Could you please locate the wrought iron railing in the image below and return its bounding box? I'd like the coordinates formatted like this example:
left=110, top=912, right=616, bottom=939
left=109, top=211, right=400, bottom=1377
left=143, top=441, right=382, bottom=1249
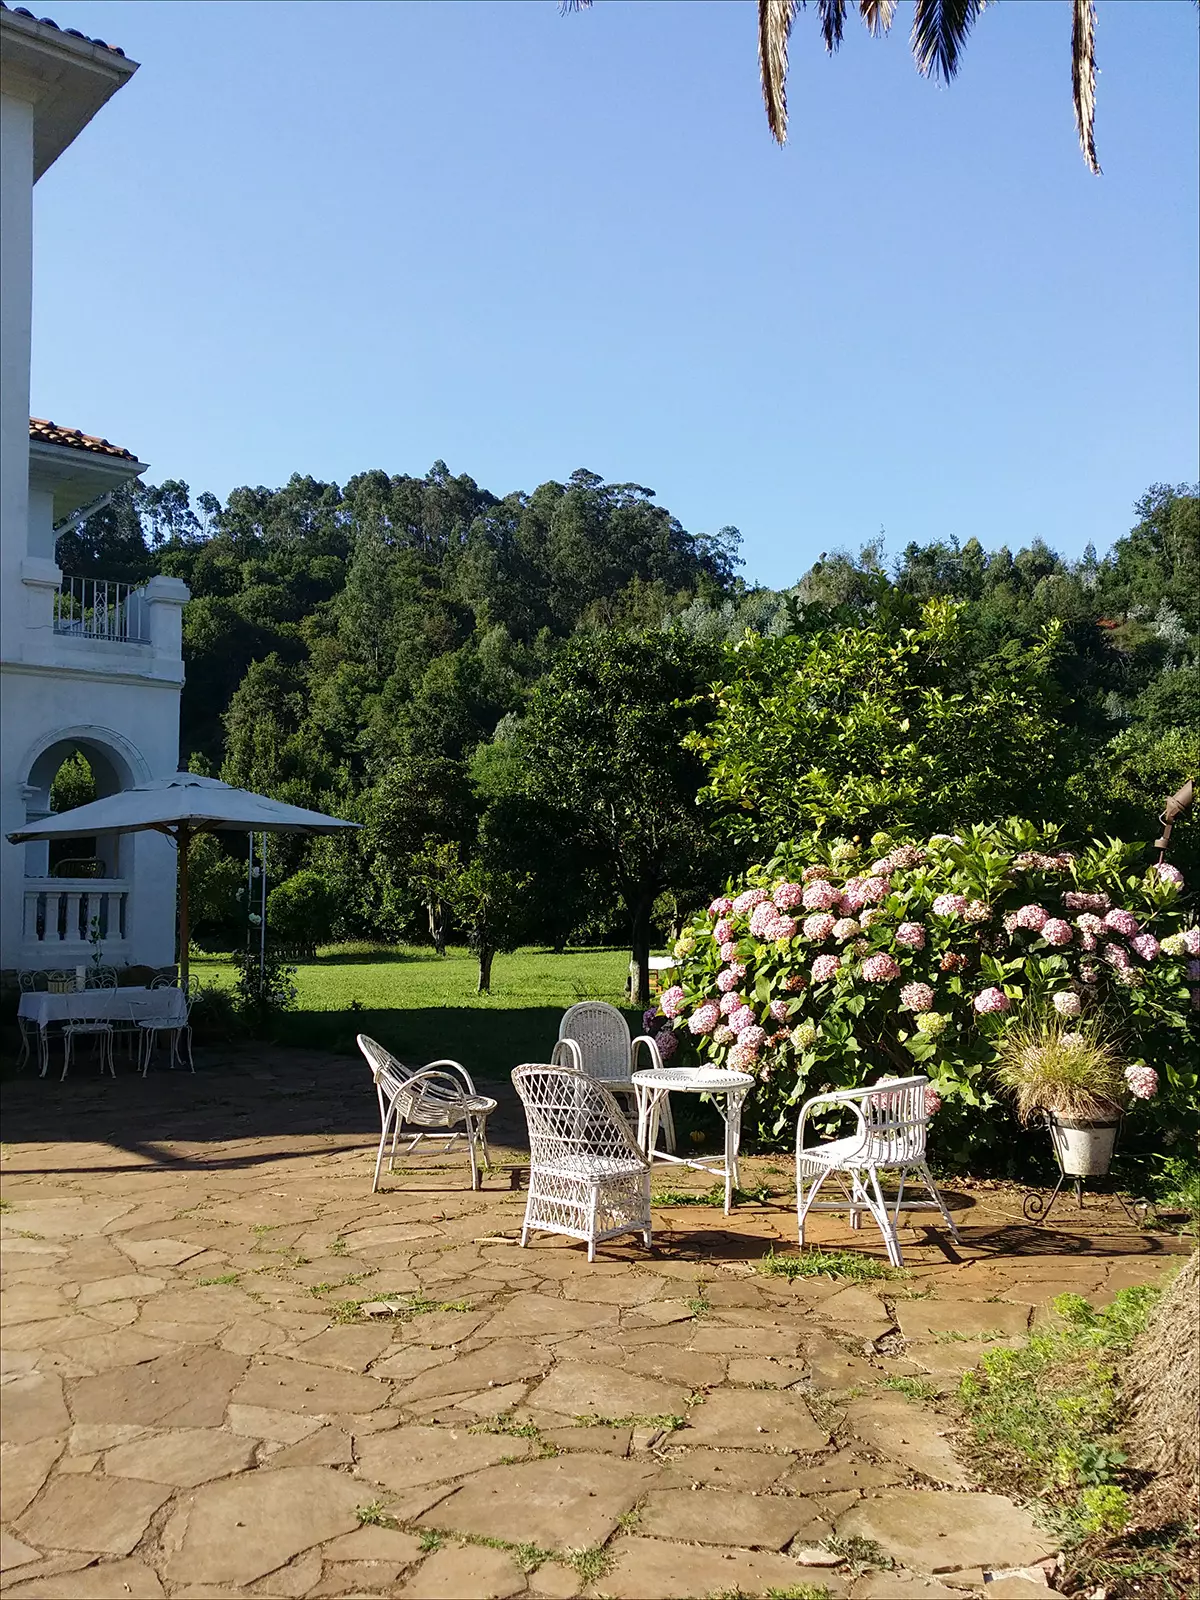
left=53, top=578, right=149, bottom=642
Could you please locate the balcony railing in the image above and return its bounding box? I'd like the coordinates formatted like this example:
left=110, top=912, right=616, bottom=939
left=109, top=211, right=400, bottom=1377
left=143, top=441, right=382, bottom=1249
left=53, top=578, right=149, bottom=643
left=22, top=878, right=130, bottom=948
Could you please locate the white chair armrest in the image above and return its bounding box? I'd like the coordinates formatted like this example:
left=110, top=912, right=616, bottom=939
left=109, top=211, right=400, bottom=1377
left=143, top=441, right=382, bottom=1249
left=551, top=1038, right=583, bottom=1071
left=796, top=1088, right=868, bottom=1155
left=424, top=1058, right=478, bottom=1096
left=630, top=1034, right=664, bottom=1071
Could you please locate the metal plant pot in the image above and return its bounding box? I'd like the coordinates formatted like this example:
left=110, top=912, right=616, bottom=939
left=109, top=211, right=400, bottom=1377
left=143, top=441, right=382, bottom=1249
left=1047, top=1113, right=1120, bottom=1177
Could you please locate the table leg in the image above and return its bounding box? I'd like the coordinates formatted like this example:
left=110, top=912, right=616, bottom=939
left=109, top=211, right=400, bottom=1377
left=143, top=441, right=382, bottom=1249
left=635, top=1086, right=651, bottom=1157
left=723, top=1090, right=747, bottom=1215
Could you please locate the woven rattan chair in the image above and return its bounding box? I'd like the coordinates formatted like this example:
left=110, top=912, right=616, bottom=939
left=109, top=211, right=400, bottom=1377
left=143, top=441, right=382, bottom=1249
left=553, top=1001, right=676, bottom=1153
left=511, top=1064, right=652, bottom=1262
left=357, top=1034, right=496, bottom=1192
left=795, top=1074, right=958, bottom=1268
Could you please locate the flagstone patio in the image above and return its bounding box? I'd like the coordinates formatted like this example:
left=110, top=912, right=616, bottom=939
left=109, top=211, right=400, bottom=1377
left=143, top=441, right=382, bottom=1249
left=0, top=1046, right=1188, bottom=1599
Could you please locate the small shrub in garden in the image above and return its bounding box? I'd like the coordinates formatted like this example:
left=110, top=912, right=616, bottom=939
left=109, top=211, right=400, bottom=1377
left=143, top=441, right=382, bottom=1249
left=648, top=821, right=1196, bottom=1164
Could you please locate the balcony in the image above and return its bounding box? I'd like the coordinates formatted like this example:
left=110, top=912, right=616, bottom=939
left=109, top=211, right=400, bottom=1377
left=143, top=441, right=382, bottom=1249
left=52, top=577, right=151, bottom=644
left=21, top=877, right=132, bottom=963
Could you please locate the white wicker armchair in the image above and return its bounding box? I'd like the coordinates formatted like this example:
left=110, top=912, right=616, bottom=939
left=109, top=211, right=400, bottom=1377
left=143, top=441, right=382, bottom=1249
left=795, top=1074, right=958, bottom=1268
left=357, top=1034, right=496, bottom=1193
left=552, top=1001, right=676, bottom=1153
left=512, top=1064, right=652, bottom=1261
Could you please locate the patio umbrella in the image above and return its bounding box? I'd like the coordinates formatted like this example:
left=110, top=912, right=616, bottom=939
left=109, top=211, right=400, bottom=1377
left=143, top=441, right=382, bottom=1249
left=7, top=772, right=359, bottom=985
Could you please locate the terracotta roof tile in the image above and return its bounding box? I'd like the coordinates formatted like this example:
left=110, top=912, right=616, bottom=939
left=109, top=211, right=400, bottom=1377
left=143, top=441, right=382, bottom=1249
left=0, top=2, right=126, bottom=56
left=30, top=417, right=139, bottom=462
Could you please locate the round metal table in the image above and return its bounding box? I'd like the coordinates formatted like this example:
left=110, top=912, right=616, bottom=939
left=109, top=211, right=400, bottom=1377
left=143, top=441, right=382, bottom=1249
left=631, top=1066, right=754, bottom=1215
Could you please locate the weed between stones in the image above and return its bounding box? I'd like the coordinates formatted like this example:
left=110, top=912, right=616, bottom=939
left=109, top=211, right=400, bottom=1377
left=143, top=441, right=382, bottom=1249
left=756, top=1247, right=901, bottom=1283
left=572, top=1412, right=687, bottom=1431
left=822, top=1534, right=894, bottom=1574
left=355, top=1501, right=398, bottom=1528
left=197, top=1273, right=240, bottom=1287
left=880, top=1375, right=939, bottom=1401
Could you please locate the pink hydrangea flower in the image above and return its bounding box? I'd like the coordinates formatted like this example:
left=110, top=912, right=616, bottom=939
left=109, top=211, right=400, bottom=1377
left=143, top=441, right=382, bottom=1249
left=728, top=1004, right=756, bottom=1034
left=973, top=987, right=1010, bottom=1014
left=728, top=1041, right=759, bottom=1071
left=1186, top=928, right=1200, bottom=956
left=713, top=917, right=735, bottom=944
left=802, top=880, right=839, bottom=911
left=1015, top=904, right=1049, bottom=931
left=1104, top=908, right=1140, bottom=938
left=933, top=894, right=969, bottom=918
left=1080, top=964, right=1100, bottom=984
left=1053, top=991, right=1082, bottom=1017
left=896, top=922, right=926, bottom=950
left=769, top=999, right=791, bottom=1023
left=1078, top=930, right=1097, bottom=952
left=802, top=864, right=833, bottom=882
left=803, top=913, right=836, bottom=941
left=1124, top=1064, right=1158, bottom=1100
left=1076, top=913, right=1105, bottom=937
left=749, top=901, right=777, bottom=937
left=859, top=907, right=884, bottom=928
left=687, top=1002, right=721, bottom=1036
left=862, top=953, right=901, bottom=983
left=660, top=985, right=685, bottom=1018
left=655, top=1029, right=678, bottom=1060
left=870, top=857, right=892, bottom=876
left=733, top=888, right=769, bottom=916
left=1101, top=942, right=1130, bottom=970
left=708, top=896, right=734, bottom=917
left=832, top=917, right=861, bottom=942
left=900, top=981, right=936, bottom=1012
left=1064, top=891, right=1111, bottom=912
left=716, top=968, right=742, bottom=993
left=844, top=876, right=889, bottom=908
left=737, top=1024, right=767, bottom=1050
left=924, top=1087, right=942, bottom=1116
left=1040, top=918, right=1073, bottom=947
left=891, top=844, right=927, bottom=869
left=1002, top=913, right=1019, bottom=934
left=767, top=915, right=798, bottom=942
left=783, top=972, right=808, bottom=993
left=719, top=991, right=743, bottom=1016
left=719, top=941, right=739, bottom=962
left=1131, top=934, right=1160, bottom=961
left=713, top=1024, right=736, bottom=1047
left=811, top=955, right=840, bottom=984
left=773, top=882, right=805, bottom=911
left=964, top=900, right=991, bottom=923
left=1150, top=863, right=1184, bottom=888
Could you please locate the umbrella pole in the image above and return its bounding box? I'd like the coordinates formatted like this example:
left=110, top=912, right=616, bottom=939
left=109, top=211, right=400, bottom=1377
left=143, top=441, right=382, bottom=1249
left=178, top=822, right=191, bottom=989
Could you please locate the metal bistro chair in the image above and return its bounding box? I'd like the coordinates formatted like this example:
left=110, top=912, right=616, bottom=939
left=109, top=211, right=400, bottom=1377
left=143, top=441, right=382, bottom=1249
left=138, top=977, right=195, bottom=1075
left=61, top=1017, right=115, bottom=1081
left=512, top=1064, right=653, bottom=1262
left=553, top=1001, right=676, bottom=1153
left=357, top=1034, right=496, bottom=1193
left=795, top=1074, right=958, bottom=1269
left=16, top=970, right=49, bottom=1070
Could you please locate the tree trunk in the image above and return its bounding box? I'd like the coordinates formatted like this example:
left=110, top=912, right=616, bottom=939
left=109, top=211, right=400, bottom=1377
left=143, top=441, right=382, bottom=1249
left=428, top=900, right=446, bottom=957
left=630, top=893, right=653, bottom=1007
left=476, top=944, right=495, bottom=994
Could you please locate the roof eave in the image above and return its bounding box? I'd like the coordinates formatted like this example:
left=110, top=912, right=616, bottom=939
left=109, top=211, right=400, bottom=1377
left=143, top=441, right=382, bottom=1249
left=29, top=438, right=147, bottom=524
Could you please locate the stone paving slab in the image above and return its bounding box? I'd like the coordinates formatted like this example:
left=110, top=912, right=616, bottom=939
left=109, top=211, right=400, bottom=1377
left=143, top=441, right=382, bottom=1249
left=0, top=1046, right=1185, bottom=1600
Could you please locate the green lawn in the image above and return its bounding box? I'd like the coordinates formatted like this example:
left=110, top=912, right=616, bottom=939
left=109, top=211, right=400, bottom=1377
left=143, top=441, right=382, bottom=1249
left=191, top=944, right=647, bottom=1082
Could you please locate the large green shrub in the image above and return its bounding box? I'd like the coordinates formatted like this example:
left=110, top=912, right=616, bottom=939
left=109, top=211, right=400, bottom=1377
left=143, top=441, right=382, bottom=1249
left=266, top=868, right=338, bottom=949
left=654, top=821, right=1197, bottom=1166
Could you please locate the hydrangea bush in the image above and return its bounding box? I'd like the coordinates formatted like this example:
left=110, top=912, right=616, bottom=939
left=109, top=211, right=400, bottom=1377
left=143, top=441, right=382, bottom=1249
left=652, top=821, right=1197, bottom=1165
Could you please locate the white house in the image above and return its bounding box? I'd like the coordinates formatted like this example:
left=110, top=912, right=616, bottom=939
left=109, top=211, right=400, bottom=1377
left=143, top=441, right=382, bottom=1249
left=1, top=4, right=188, bottom=976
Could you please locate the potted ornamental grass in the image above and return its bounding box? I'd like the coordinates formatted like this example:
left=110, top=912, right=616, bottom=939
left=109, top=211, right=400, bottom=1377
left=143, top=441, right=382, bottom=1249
left=993, top=1017, right=1157, bottom=1176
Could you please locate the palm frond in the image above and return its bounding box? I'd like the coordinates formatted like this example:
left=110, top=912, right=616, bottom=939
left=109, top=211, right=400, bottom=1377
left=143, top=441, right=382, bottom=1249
left=859, top=0, right=897, bottom=38
left=819, top=0, right=848, bottom=53
left=759, top=0, right=800, bottom=145
left=1072, top=0, right=1101, bottom=175
left=559, top=0, right=592, bottom=12
left=911, top=0, right=982, bottom=82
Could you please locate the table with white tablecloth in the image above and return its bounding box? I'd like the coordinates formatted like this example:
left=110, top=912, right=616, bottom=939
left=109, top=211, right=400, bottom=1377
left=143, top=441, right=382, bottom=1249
left=18, top=987, right=186, bottom=1074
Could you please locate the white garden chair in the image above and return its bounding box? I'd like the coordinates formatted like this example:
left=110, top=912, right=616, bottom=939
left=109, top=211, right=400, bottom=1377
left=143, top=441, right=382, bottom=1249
left=138, top=978, right=195, bottom=1075
left=61, top=1019, right=115, bottom=1080
left=795, top=1074, right=958, bottom=1268
left=16, top=970, right=48, bottom=1070
left=553, top=1001, right=676, bottom=1153
left=511, top=1064, right=652, bottom=1262
left=357, top=1034, right=496, bottom=1193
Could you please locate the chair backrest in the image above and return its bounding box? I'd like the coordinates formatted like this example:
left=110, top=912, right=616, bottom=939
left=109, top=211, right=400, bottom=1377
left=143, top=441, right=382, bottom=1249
left=150, top=975, right=179, bottom=989
left=52, top=857, right=107, bottom=879
left=86, top=967, right=118, bottom=990
left=863, top=1075, right=930, bottom=1164
left=557, top=1002, right=632, bottom=1085
left=512, top=1064, right=647, bottom=1173
left=18, top=970, right=47, bottom=993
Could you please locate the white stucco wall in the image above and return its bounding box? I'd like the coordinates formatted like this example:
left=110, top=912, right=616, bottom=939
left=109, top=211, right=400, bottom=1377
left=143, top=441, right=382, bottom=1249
left=0, top=91, right=34, bottom=659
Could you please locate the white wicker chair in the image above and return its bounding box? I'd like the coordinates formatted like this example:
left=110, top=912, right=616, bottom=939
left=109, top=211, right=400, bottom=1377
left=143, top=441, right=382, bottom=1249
left=512, top=1064, right=652, bottom=1262
left=553, top=1001, right=676, bottom=1153
left=795, top=1074, right=958, bottom=1268
left=357, top=1034, right=496, bottom=1193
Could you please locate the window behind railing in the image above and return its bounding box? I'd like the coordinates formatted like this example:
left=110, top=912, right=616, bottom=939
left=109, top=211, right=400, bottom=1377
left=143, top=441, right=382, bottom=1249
left=53, top=578, right=149, bottom=643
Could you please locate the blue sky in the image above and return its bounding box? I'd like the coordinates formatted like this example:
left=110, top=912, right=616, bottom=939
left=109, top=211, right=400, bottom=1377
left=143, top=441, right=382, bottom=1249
left=30, top=0, right=1199, bottom=589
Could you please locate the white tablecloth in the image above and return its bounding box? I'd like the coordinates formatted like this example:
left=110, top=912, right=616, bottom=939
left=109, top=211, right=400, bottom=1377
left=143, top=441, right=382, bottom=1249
left=18, top=987, right=186, bottom=1030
